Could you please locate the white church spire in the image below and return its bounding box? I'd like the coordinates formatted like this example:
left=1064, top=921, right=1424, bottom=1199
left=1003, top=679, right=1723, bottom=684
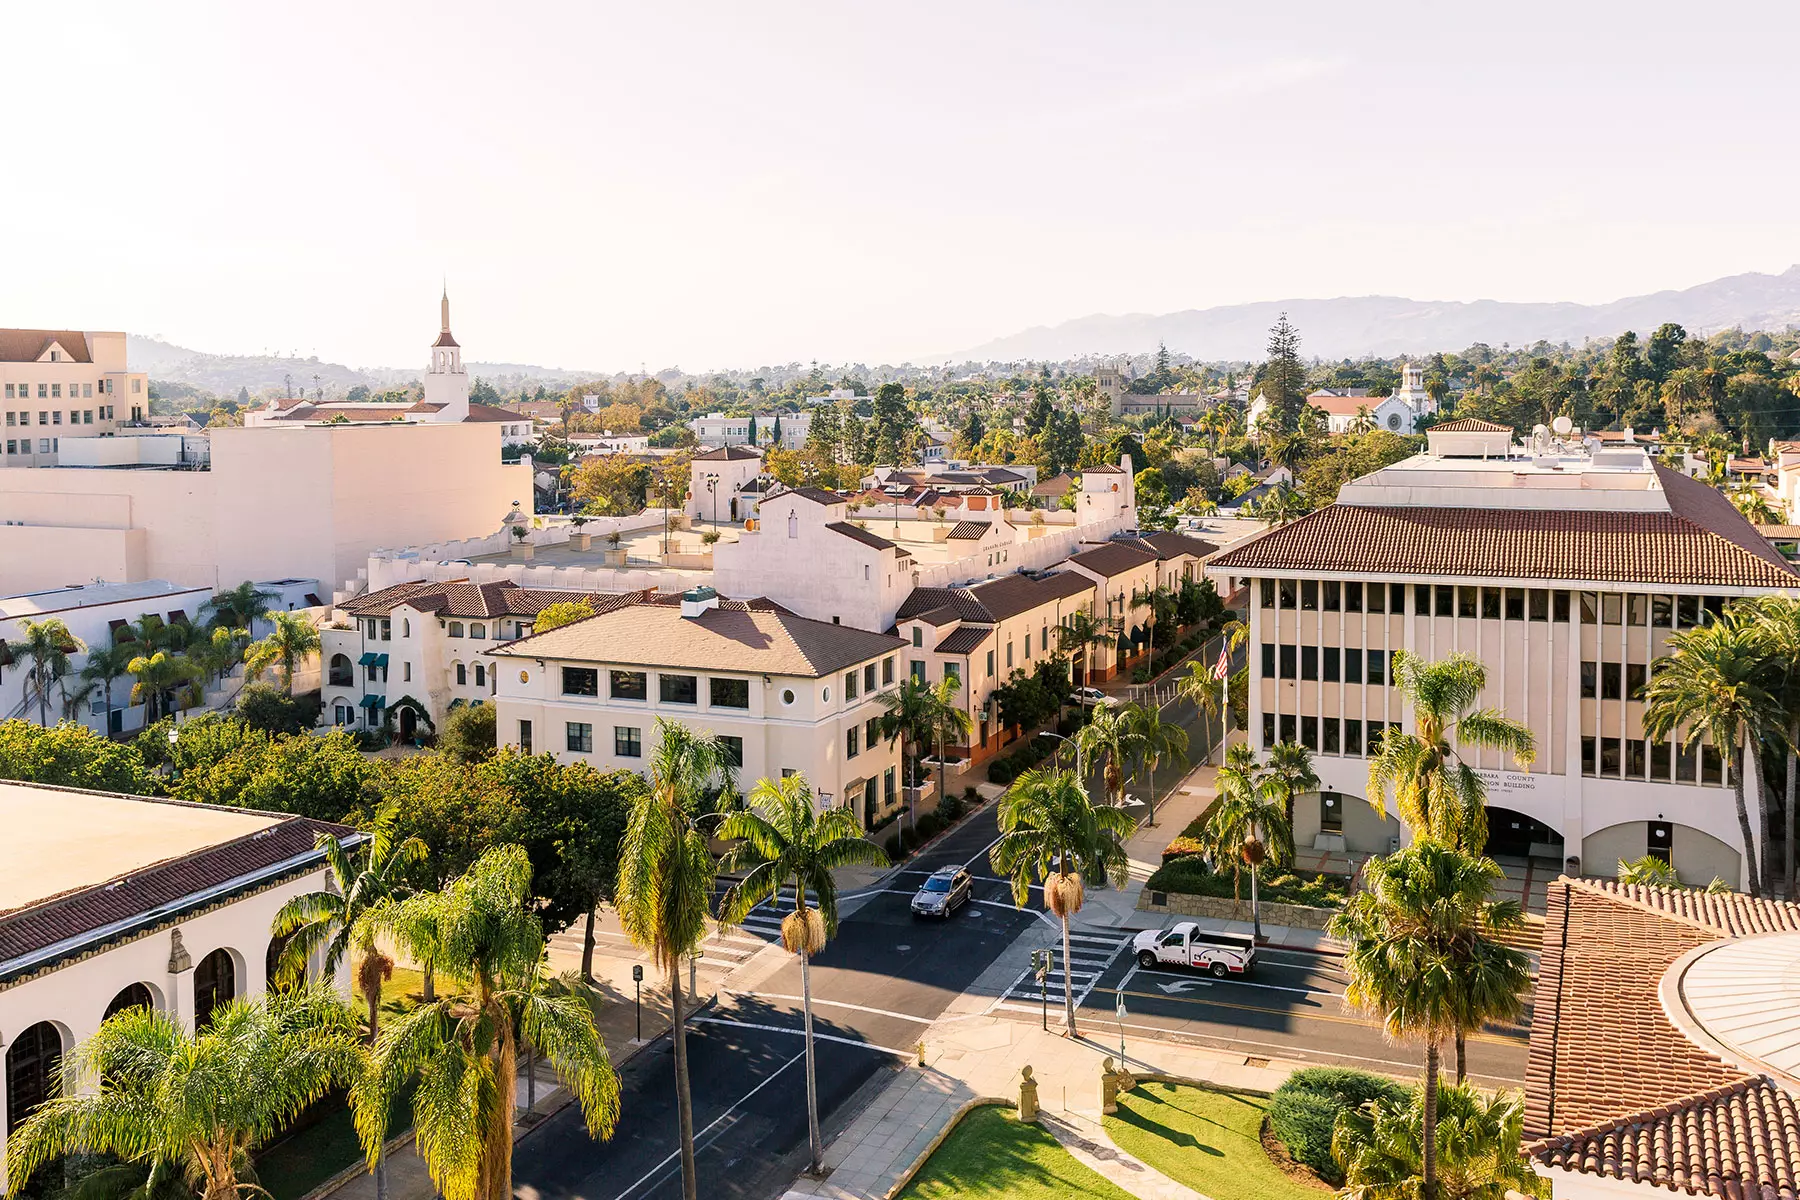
left=423, top=285, right=469, bottom=422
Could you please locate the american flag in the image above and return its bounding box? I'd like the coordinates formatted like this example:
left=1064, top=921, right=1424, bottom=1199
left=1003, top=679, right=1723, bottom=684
left=1211, top=644, right=1230, bottom=680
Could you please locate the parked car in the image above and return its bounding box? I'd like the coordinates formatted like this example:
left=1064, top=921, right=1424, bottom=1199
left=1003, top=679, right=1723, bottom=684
left=911, top=866, right=973, bottom=918
left=1069, top=687, right=1119, bottom=708
left=1132, top=922, right=1256, bottom=978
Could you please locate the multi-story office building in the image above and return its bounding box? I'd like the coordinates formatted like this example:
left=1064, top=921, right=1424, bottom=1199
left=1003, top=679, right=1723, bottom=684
left=488, top=587, right=907, bottom=827
left=1206, top=418, right=1799, bottom=888
left=0, top=329, right=146, bottom=466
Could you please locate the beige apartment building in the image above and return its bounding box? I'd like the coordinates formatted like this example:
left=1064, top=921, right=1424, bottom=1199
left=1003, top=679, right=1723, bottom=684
left=1206, top=419, right=1800, bottom=889
left=0, top=329, right=147, bottom=466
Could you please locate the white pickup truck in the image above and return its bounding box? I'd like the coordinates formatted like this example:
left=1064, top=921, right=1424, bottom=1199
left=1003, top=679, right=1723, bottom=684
left=1132, top=922, right=1256, bottom=978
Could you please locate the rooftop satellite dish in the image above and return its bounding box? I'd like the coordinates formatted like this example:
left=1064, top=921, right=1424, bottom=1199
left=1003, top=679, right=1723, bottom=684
left=1552, top=415, right=1574, bottom=437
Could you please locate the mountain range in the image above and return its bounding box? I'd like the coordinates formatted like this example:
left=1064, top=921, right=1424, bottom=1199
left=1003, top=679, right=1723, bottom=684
left=935, top=265, right=1800, bottom=364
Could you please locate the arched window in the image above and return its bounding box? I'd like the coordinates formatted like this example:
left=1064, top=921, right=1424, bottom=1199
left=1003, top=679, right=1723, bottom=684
left=266, top=933, right=296, bottom=992
left=328, top=653, right=353, bottom=687
left=455, top=663, right=467, bottom=686
left=103, top=983, right=156, bottom=1021
left=448, top=622, right=464, bottom=638
left=402, top=618, right=411, bottom=638
left=470, top=623, right=486, bottom=640
left=787, top=511, right=798, bottom=539
left=474, top=664, right=486, bottom=687
left=6, top=1022, right=62, bottom=1134
left=194, top=949, right=236, bottom=1031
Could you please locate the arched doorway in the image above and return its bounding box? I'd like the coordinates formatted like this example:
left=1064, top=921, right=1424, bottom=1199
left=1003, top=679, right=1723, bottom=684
left=398, top=707, right=417, bottom=740
left=194, top=948, right=237, bottom=1030
left=1483, top=807, right=1563, bottom=860
left=6, top=1022, right=62, bottom=1134
left=267, top=932, right=296, bottom=992
left=103, top=983, right=157, bottom=1021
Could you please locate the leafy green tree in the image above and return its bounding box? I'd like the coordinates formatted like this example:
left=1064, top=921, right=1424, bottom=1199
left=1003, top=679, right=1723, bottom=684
left=80, top=641, right=137, bottom=735
left=719, top=775, right=887, bottom=1175
left=1646, top=322, right=1689, bottom=384
left=202, top=581, right=278, bottom=632
left=244, top=610, right=322, bottom=692
left=165, top=721, right=379, bottom=821
left=1057, top=610, right=1113, bottom=689
left=1745, top=595, right=1800, bottom=898
left=1332, top=1080, right=1535, bottom=1200
left=532, top=600, right=596, bottom=633
left=0, top=719, right=155, bottom=792
left=1368, top=652, right=1536, bottom=852
left=990, top=767, right=1135, bottom=1035
left=1202, top=744, right=1294, bottom=938
left=235, top=681, right=324, bottom=735
left=614, top=719, right=732, bottom=1200
left=1643, top=611, right=1783, bottom=897
left=355, top=846, right=621, bottom=1200
left=8, top=617, right=85, bottom=726
left=126, top=649, right=199, bottom=723
left=440, top=703, right=497, bottom=763
left=1257, top=313, right=1309, bottom=433
left=5, top=988, right=364, bottom=1200
left=1330, top=845, right=1523, bottom=1198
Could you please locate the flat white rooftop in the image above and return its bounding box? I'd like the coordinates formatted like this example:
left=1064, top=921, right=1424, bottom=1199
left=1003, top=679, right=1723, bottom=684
left=0, top=579, right=212, bottom=619
left=0, top=783, right=281, bottom=916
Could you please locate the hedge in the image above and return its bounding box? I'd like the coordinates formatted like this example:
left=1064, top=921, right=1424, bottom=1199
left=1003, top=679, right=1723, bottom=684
left=1143, top=858, right=1350, bottom=908
left=1160, top=836, right=1208, bottom=864
left=1268, top=1067, right=1409, bottom=1184
left=986, top=734, right=1057, bottom=784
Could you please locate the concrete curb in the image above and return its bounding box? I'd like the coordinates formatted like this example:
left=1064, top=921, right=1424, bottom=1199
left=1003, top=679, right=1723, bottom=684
left=875, top=1096, right=1013, bottom=1200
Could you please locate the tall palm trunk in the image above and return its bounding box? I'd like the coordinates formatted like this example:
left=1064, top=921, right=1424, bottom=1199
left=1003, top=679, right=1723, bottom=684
left=360, top=950, right=391, bottom=1200
left=1059, top=852, right=1077, bottom=1037
left=1787, top=723, right=1797, bottom=900
left=1748, top=747, right=1772, bottom=898
left=800, top=937, right=823, bottom=1174
left=582, top=910, right=598, bottom=982
left=1454, top=1033, right=1467, bottom=1085
left=670, top=965, right=698, bottom=1200
left=1732, top=745, right=1764, bottom=897
left=1249, top=861, right=1262, bottom=943
left=1422, top=1041, right=1441, bottom=1200
left=486, top=1006, right=517, bottom=1200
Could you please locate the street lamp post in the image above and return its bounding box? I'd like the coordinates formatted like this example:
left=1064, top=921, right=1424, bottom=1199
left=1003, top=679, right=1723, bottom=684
left=631, top=963, right=643, bottom=1043
left=705, top=472, right=719, bottom=527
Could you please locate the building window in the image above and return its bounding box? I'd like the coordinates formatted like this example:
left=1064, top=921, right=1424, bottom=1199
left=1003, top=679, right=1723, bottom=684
left=1601, top=662, right=1622, bottom=701
left=562, top=666, right=599, bottom=696
left=1677, top=595, right=1701, bottom=626
left=910, top=660, right=926, bottom=682
left=194, top=949, right=236, bottom=1031
left=1262, top=713, right=1276, bottom=747
left=710, top=677, right=750, bottom=708
left=456, top=662, right=468, bottom=686
left=1600, top=737, right=1621, bottom=776
left=846, top=727, right=860, bottom=758
left=611, top=670, right=647, bottom=700
left=1625, top=739, right=1647, bottom=778
left=1279, top=713, right=1297, bottom=744
left=883, top=656, right=895, bottom=685
left=1300, top=580, right=1318, bottom=611
left=1652, top=595, right=1673, bottom=628
left=1647, top=820, right=1674, bottom=865
left=519, top=720, right=533, bottom=752
left=1261, top=643, right=1275, bottom=678
left=6, top=1022, right=62, bottom=1135
left=1343, top=647, right=1362, bottom=684
left=1321, top=793, right=1343, bottom=832
left=380, top=619, right=391, bottom=640
left=1627, top=595, right=1648, bottom=627
left=447, top=621, right=464, bottom=638
left=1602, top=593, right=1623, bottom=624
left=864, top=663, right=877, bottom=692
left=1701, top=743, right=1723, bottom=785
left=1323, top=581, right=1340, bottom=611
left=1649, top=741, right=1672, bottom=781
left=1554, top=590, right=1571, bottom=622
left=1582, top=736, right=1597, bottom=775
left=866, top=716, right=881, bottom=751
left=1260, top=579, right=1275, bottom=608
left=1322, top=718, right=1340, bottom=754
left=328, top=653, right=353, bottom=687
left=1300, top=645, right=1318, bottom=681
left=912, top=627, right=923, bottom=646
left=614, top=726, right=642, bottom=757
left=1279, top=644, right=1296, bottom=679
left=1300, top=715, right=1318, bottom=750
left=1344, top=719, right=1363, bottom=756
left=1626, top=662, right=1646, bottom=699
left=474, top=663, right=486, bottom=687
left=718, top=736, right=743, bottom=767
left=1580, top=661, right=1597, bottom=698
left=1278, top=580, right=1297, bottom=609
left=403, top=662, right=412, bottom=682
left=985, top=650, right=995, bottom=677
left=566, top=722, right=594, bottom=753
left=1366, top=649, right=1387, bottom=686
left=943, top=663, right=960, bottom=687
left=1528, top=589, right=1549, bottom=621
left=1505, top=588, right=1525, bottom=621
left=1322, top=647, right=1340, bottom=683
left=1345, top=581, right=1364, bottom=613
left=659, top=674, right=698, bottom=704
left=470, top=622, right=487, bottom=639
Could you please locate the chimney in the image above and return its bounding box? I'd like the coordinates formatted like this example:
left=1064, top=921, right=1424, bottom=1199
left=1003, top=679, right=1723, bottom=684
left=680, top=586, right=720, bottom=619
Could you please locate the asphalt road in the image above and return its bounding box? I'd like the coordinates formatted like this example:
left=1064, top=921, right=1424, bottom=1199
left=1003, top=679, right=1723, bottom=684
left=516, top=803, right=1030, bottom=1200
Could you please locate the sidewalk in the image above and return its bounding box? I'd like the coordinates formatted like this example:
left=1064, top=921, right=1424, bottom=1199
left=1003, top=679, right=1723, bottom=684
left=780, top=1007, right=1300, bottom=1200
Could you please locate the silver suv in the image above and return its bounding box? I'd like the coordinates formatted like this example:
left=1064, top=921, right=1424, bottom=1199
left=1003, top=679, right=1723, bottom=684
left=911, top=867, right=972, bottom=918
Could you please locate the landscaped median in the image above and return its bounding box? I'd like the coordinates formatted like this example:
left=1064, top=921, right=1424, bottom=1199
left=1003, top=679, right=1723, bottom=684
left=894, top=1103, right=1138, bottom=1200
left=1138, top=820, right=1351, bottom=930
left=1107, top=1082, right=1331, bottom=1200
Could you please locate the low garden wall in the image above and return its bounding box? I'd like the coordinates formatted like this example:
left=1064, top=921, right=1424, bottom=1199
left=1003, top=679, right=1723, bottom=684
left=1136, top=890, right=1337, bottom=931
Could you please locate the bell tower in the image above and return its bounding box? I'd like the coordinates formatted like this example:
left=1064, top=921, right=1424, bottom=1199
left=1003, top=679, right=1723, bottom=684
left=422, top=285, right=469, bottom=422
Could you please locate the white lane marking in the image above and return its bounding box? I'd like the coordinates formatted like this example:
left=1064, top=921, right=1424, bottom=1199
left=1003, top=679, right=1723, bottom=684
left=1067, top=931, right=1135, bottom=945
left=964, top=831, right=1005, bottom=872
left=608, top=1048, right=806, bottom=1200
left=720, top=989, right=935, bottom=1025
left=1115, top=960, right=1142, bottom=998
left=1073, top=939, right=1128, bottom=1009
left=690, top=1016, right=909, bottom=1057
left=1122, top=972, right=1340, bottom=999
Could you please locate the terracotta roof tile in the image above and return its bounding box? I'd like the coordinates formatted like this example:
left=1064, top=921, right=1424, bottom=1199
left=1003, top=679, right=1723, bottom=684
left=947, top=521, right=990, bottom=540
left=692, top=446, right=762, bottom=461
left=1067, top=541, right=1158, bottom=578
left=934, top=625, right=991, bottom=655
left=1131, top=531, right=1219, bottom=561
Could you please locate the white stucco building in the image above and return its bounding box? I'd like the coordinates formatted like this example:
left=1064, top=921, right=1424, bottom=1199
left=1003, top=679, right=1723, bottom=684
left=0, top=783, right=354, bottom=1185
left=1207, top=418, right=1800, bottom=888
left=686, top=446, right=766, bottom=525
left=488, top=588, right=908, bottom=827
left=1, top=329, right=146, bottom=468
left=687, top=412, right=811, bottom=450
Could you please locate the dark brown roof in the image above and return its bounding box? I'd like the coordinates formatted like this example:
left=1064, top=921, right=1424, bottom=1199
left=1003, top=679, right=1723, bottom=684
left=1208, top=484, right=1799, bottom=590
left=947, top=521, right=990, bottom=540
left=1032, top=473, right=1076, bottom=497
left=0, top=803, right=350, bottom=981
left=1084, top=464, right=1125, bottom=474
left=1524, top=877, right=1800, bottom=1200
left=466, top=402, right=528, bottom=423
left=934, top=626, right=992, bottom=655
left=693, top=446, right=762, bottom=461
left=1430, top=417, right=1513, bottom=433
left=898, top=573, right=1095, bottom=627
left=433, top=331, right=460, bottom=348
left=827, top=522, right=896, bottom=551
left=897, top=588, right=990, bottom=623
left=341, top=579, right=636, bottom=620
left=491, top=593, right=903, bottom=676
left=767, top=485, right=845, bottom=506
left=1131, top=531, right=1219, bottom=561
left=1067, top=541, right=1158, bottom=578
left=0, top=329, right=92, bottom=364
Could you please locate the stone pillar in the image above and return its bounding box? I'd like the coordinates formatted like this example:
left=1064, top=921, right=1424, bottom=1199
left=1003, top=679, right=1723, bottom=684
left=1101, top=1057, right=1120, bottom=1115
left=166, top=928, right=195, bottom=1033
left=1018, top=1065, right=1039, bottom=1123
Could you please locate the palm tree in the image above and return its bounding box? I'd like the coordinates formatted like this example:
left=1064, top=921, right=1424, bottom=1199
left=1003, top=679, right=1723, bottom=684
left=1057, top=609, right=1112, bottom=689
left=1643, top=611, right=1783, bottom=897
left=1251, top=485, right=1312, bottom=526
left=245, top=609, right=322, bottom=691
left=355, top=845, right=620, bottom=1200
left=203, top=580, right=279, bottom=631
left=926, top=678, right=974, bottom=817
left=1174, top=619, right=1247, bottom=764
left=1203, top=744, right=1294, bottom=940
left=1264, top=739, right=1320, bottom=833
left=1332, top=1081, right=1535, bottom=1200
left=272, top=806, right=424, bottom=1200
left=5, top=987, right=364, bottom=1200
left=1746, top=595, right=1800, bottom=898
left=80, top=641, right=137, bottom=735
left=718, top=774, right=887, bottom=1176
left=1330, top=845, right=1523, bottom=1199
left=1127, top=702, right=1188, bottom=825
left=195, top=623, right=250, bottom=688
left=615, top=718, right=732, bottom=1200
left=1369, top=652, right=1536, bottom=852
left=990, top=766, right=1135, bottom=1035
left=1074, top=701, right=1145, bottom=810
left=1350, top=404, right=1378, bottom=434
left=879, top=675, right=936, bottom=804
left=1730, top=482, right=1783, bottom=524
left=7, top=616, right=84, bottom=725
left=126, top=650, right=199, bottom=724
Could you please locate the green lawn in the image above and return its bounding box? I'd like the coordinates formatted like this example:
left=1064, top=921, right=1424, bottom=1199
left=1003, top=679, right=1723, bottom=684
left=896, top=1105, right=1137, bottom=1200
left=253, top=1099, right=365, bottom=1200
left=1106, top=1083, right=1327, bottom=1200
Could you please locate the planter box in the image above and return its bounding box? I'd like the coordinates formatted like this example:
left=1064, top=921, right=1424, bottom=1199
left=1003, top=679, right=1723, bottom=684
left=510, top=542, right=534, bottom=560
left=1136, top=890, right=1337, bottom=931
left=602, top=546, right=627, bottom=566
left=572, top=531, right=593, bottom=551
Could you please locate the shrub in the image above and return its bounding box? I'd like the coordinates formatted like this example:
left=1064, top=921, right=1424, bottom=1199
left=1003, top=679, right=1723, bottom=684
left=916, top=811, right=946, bottom=840
left=235, top=683, right=323, bottom=736
left=985, top=734, right=1056, bottom=784
left=1269, top=1067, right=1410, bottom=1184
left=1143, top=858, right=1350, bottom=909
left=1160, top=836, right=1208, bottom=864
left=963, top=784, right=979, bottom=801
left=937, top=793, right=966, bottom=823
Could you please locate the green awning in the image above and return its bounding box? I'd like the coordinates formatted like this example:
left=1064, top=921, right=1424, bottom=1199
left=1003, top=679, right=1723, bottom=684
left=358, top=652, right=378, bottom=665
left=447, top=698, right=465, bottom=710
left=1130, top=625, right=1147, bottom=648
left=358, top=694, right=384, bottom=709
left=373, top=653, right=389, bottom=668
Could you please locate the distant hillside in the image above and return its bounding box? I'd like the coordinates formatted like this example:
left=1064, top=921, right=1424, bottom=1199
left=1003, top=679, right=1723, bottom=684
left=129, top=336, right=379, bottom=398
left=937, top=266, right=1800, bottom=364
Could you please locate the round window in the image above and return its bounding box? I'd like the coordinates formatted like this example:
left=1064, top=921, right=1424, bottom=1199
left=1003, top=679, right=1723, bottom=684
left=1387, top=414, right=1402, bottom=430
left=518, top=670, right=529, bottom=683
left=781, top=688, right=796, bottom=706
left=822, top=686, right=831, bottom=703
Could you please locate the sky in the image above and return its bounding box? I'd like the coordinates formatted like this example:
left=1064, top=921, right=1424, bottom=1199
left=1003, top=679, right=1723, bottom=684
left=7, top=1, right=1800, bottom=373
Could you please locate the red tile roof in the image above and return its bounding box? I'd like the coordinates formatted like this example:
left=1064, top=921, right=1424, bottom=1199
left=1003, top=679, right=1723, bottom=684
left=693, top=446, right=762, bottom=461
left=1067, top=541, right=1158, bottom=578
left=934, top=625, right=992, bottom=655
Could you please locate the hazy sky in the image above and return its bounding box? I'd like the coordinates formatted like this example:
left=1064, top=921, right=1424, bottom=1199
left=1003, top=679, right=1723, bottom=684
left=8, top=2, right=1799, bottom=372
